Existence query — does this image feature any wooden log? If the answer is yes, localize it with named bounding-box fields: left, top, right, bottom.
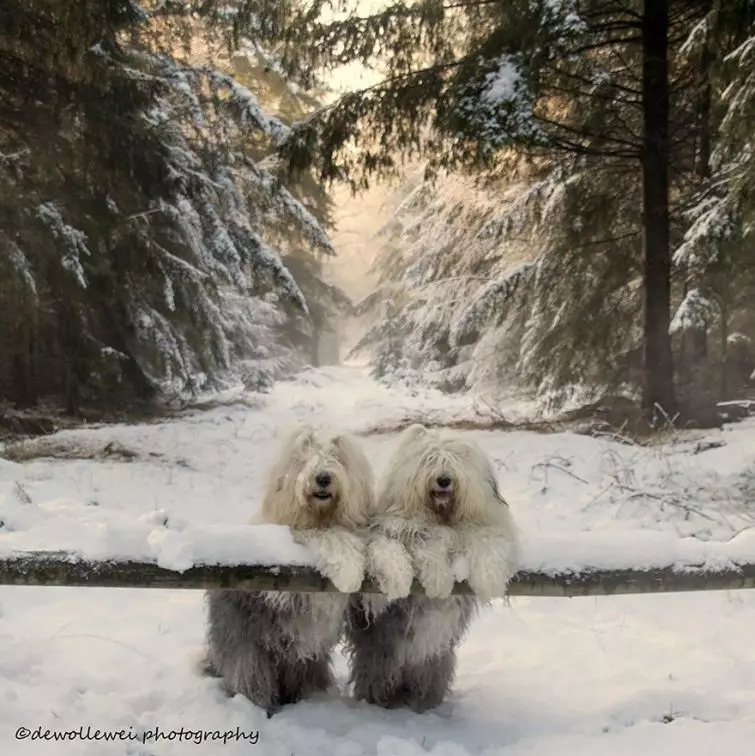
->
left=0, top=552, right=754, bottom=597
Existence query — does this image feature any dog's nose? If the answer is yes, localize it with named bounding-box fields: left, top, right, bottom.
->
left=315, top=472, right=332, bottom=487
left=436, top=475, right=452, bottom=489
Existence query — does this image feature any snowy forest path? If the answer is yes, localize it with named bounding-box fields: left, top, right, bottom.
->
left=0, top=365, right=754, bottom=754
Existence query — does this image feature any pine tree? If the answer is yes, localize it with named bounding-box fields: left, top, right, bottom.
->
left=230, top=45, right=353, bottom=366
left=672, top=0, right=755, bottom=400
left=271, top=1, right=715, bottom=415
left=0, top=0, right=338, bottom=412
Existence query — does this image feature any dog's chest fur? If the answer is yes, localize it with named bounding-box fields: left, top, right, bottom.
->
left=260, top=591, right=348, bottom=657
left=359, top=595, right=476, bottom=665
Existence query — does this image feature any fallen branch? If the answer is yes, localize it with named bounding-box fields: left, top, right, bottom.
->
left=0, top=553, right=754, bottom=597
left=361, top=417, right=559, bottom=437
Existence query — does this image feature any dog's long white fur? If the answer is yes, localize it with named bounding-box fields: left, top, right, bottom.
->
left=367, top=423, right=519, bottom=600
left=345, top=423, right=519, bottom=712
left=205, top=424, right=374, bottom=716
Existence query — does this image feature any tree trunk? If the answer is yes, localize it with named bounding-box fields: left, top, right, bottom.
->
left=11, top=318, right=38, bottom=409
left=641, top=0, right=677, bottom=418
left=720, top=296, right=729, bottom=399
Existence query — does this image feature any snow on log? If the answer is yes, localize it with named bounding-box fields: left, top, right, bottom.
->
left=0, top=552, right=754, bottom=596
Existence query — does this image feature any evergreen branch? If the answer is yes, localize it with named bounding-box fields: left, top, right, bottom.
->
left=544, top=81, right=642, bottom=109
left=576, top=4, right=643, bottom=22
left=583, top=20, right=643, bottom=33
left=543, top=64, right=642, bottom=97
left=534, top=113, right=642, bottom=152
left=569, top=36, right=643, bottom=55
left=570, top=231, right=641, bottom=250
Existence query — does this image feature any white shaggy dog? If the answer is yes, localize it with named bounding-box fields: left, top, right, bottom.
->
left=204, top=425, right=373, bottom=717
left=347, top=423, right=519, bottom=712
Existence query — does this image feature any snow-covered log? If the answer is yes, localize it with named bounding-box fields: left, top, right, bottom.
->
left=0, top=552, right=753, bottom=597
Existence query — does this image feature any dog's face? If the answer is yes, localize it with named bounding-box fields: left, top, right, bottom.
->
left=383, top=423, right=504, bottom=525
left=389, top=424, right=465, bottom=523
left=262, top=425, right=374, bottom=529
left=426, top=469, right=457, bottom=522
left=294, top=434, right=347, bottom=520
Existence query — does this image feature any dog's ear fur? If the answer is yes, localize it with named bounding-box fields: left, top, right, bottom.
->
left=293, top=425, right=316, bottom=448
left=278, top=424, right=315, bottom=454
left=331, top=433, right=349, bottom=450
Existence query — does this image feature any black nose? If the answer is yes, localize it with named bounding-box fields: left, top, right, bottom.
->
left=436, top=475, right=451, bottom=489
left=315, top=472, right=332, bottom=487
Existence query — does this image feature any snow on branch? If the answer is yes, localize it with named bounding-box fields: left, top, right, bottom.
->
left=202, top=67, right=291, bottom=143
left=36, top=202, right=90, bottom=288
left=450, top=262, right=535, bottom=345
left=1, top=552, right=753, bottom=597
left=669, top=288, right=717, bottom=334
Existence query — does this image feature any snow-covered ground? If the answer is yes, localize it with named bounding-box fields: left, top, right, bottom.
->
left=1, top=365, right=754, bottom=755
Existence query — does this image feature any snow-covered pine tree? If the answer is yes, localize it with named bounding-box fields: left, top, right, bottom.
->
left=230, top=44, right=353, bottom=368
left=307, top=1, right=719, bottom=414
left=671, top=1, right=755, bottom=400
left=349, top=167, right=536, bottom=395
left=0, top=0, right=338, bottom=411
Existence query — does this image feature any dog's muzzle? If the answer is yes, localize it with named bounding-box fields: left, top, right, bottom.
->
left=307, top=470, right=335, bottom=507
left=427, top=473, right=456, bottom=520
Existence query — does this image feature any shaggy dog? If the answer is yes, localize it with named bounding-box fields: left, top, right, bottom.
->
left=204, top=425, right=374, bottom=717
left=347, top=423, right=519, bottom=712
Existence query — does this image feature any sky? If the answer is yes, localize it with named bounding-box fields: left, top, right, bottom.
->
left=320, top=0, right=389, bottom=100
left=316, top=1, right=397, bottom=302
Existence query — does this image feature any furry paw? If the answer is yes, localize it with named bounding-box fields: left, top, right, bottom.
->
left=411, top=527, right=456, bottom=599
left=295, top=528, right=367, bottom=593
left=466, top=569, right=510, bottom=599
left=465, top=540, right=517, bottom=599
left=367, top=536, right=414, bottom=600
left=327, top=551, right=366, bottom=593
left=417, top=559, right=455, bottom=598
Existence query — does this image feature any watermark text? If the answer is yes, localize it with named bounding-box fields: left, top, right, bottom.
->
left=15, top=725, right=259, bottom=746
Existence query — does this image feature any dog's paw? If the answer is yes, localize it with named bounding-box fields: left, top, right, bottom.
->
left=376, top=566, right=414, bottom=601
left=466, top=545, right=516, bottom=599
left=410, top=528, right=456, bottom=598
left=466, top=570, right=510, bottom=599
left=416, top=559, right=455, bottom=599
left=325, top=550, right=366, bottom=593
left=296, top=528, right=367, bottom=593
left=323, top=530, right=367, bottom=593
left=367, top=536, right=414, bottom=600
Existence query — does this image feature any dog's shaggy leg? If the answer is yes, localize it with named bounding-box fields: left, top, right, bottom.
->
left=205, top=590, right=281, bottom=714
left=277, top=655, right=333, bottom=707
left=457, top=525, right=519, bottom=598
left=205, top=589, right=341, bottom=718
left=293, top=527, right=366, bottom=593
left=346, top=597, right=404, bottom=708
left=410, top=527, right=456, bottom=599
left=346, top=597, right=461, bottom=711
left=396, top=651, right=456, bottom=713
left=366, top=534, right=414, bottom=600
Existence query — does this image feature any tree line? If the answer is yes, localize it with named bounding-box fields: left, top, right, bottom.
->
left=0, top=0, right=348, bottom=416
left=2, top=1, right=754, bottom=423
left=271, top=0, right=755, bottom=422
